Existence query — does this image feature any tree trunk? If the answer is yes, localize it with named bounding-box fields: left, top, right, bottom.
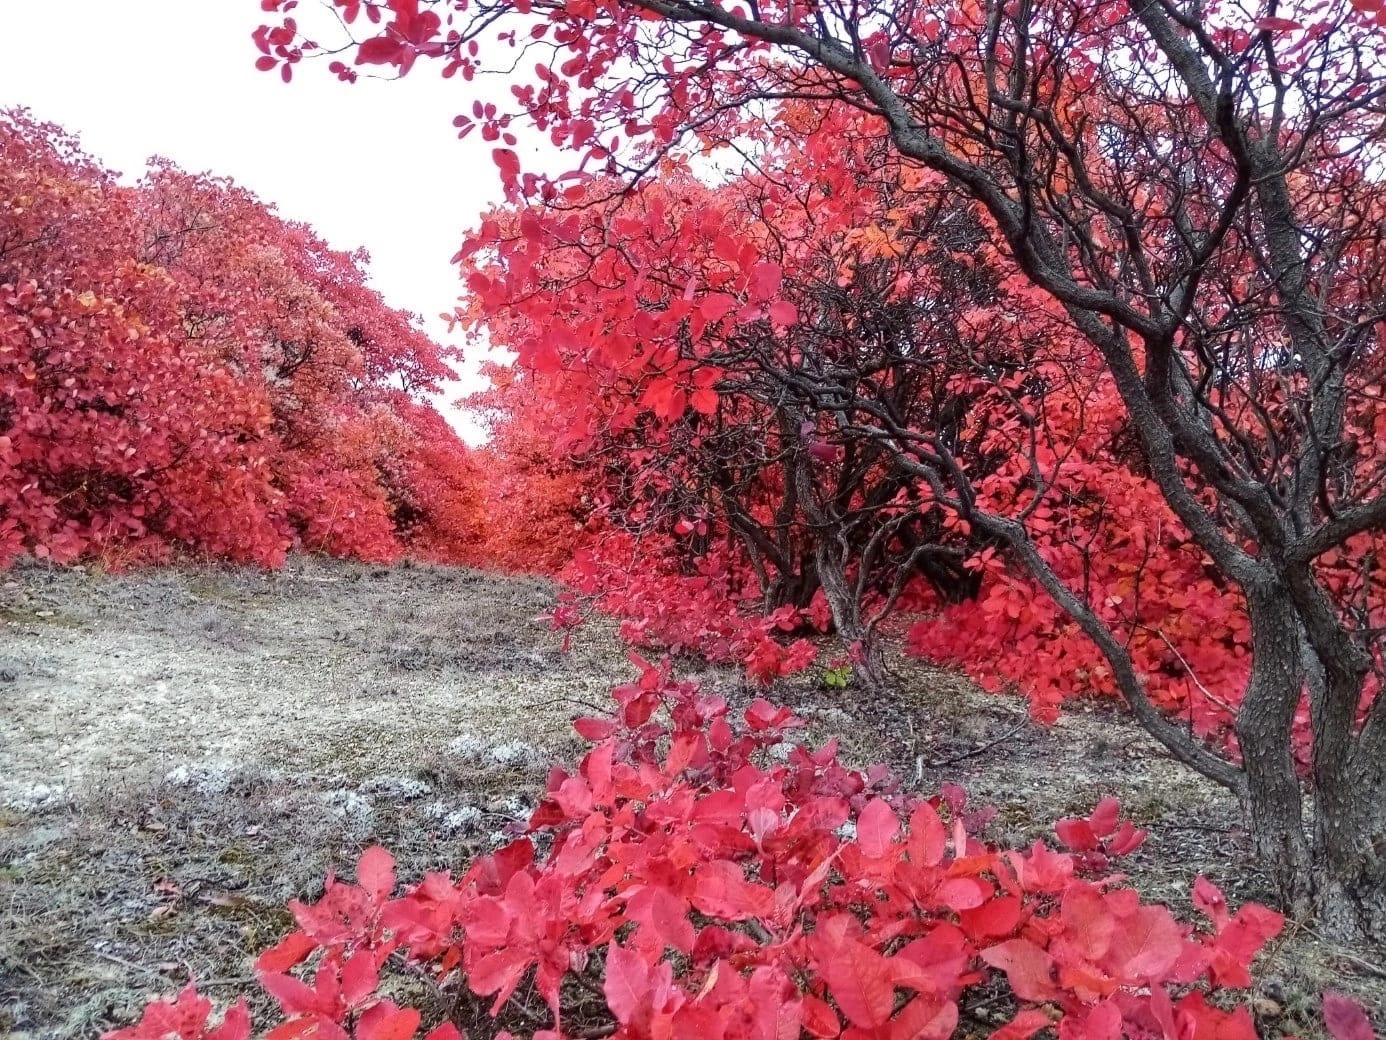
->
left=1313, top=781, right=1386, bottom=943
left=1240, top=590, right=1386, bottom=943
left=810, top=537, right=887, bottom=692
left=1237, top=589, right=1316, bottom=920
left=764, top=557, right=820, bottom=613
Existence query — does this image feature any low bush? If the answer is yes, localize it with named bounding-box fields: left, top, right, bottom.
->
left=109, top=658, right=1365, bottom=1040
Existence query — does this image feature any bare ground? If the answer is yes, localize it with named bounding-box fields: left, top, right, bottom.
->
left=1, top=560, right=1381, bottom=1038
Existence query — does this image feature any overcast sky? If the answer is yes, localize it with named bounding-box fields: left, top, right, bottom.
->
left=0, top=0, right=524, bottom=441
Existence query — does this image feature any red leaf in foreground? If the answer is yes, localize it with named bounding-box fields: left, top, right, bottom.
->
left=358, top=846, right=396, bottom=903
left=256, top=930, right=318, bottom=973
left=1323, top=992, right=1375, bottom=1040
left=602, top=944, right=650, bottom=1025
left=1054, top=817, right=1098, bottom=852
left=206, top=1000, right=251, bottom=1040
left=981, top=938, right=1056, bottom=1002
left=989, top=1008, right=1050, bottom=1040
left=856, top=797, right=899, bottom=857
left=357, top=1002, right=422, bottom=1040
left=815, top=938, right=895, bottom=1029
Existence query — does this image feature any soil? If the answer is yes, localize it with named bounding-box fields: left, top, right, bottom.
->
left=1, top=559, right=1381, bottom=1038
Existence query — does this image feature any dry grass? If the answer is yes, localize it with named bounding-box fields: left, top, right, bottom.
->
left=0, top=558, right=628, bottom=1037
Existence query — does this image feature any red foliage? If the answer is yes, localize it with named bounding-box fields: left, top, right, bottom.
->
left=246, top=11, right=1386, bottom=946
left=108, top=661, right=1288, bottom=1040
left=0, top=108, right=482, bottom=568
left=454, top=367, right=593, bottom=574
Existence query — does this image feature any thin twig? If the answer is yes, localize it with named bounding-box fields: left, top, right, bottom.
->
left=1294, top=923, right=1386, bottom=980
left=93, top=950, right=160, bottom=976
left=522, top=696, right=612, bottom=714
left=1154, top=628, right=1239, bottom=715
left=923, top=717, right=1029, bottom=768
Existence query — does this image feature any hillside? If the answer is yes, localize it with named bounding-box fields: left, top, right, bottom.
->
left=2, top=560, right=1382, bottom=1038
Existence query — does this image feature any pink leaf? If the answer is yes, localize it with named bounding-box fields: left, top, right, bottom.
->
left=358, top=846, right=396, bottom=903
left=1323, top=992, right=1374, bottom=1040
left=603, top=944, right=649, bottom=1025
left=857, top=797, right=899, bottom=858
left=1088, top=797, right=1120, bottom=838
left=357, top=1002, right=422, bottom=1040
left=768, top=300, right=797, bottom=326
left=573, top=716, right=617, bottom=741
left=749, top=261, right=783, bottom=301
left=700, top=293, right=738, bottom=322
left=981, top=938, right=1056, bottom=1002
left=1055, top=817, right=1099, bottom=852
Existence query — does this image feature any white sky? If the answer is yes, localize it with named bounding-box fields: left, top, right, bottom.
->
left=0, top=0, right=526, bottom=442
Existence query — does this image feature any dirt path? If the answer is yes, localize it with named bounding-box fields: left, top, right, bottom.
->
left=0, top=559, right=634, bottom=1038
left=2, top=560, right=629, bottom=801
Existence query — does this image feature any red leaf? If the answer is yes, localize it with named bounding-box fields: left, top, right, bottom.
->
left=491, top=148, right=521, bottom=179
left=981, top=938, right=1057, bottom=1002
left=700, top=293, right=738, bottom=322
left=1055, top=817, right=1099, bottom=852
left=989, top=1009, right=1050, bottom=1040
left=816, top=939, right=896, bottom=1028
left=857, top=797, right=899, bottom=858
left=1255, top=15, right=1302, bottom=30
left=908, top=802, right=947, bottom=866
left=1323, top=992, right=1375, bottom=1040
left=259, top=972, right=326, bottom=1017
left=749, top=261, right=782, bottom=302
left=358, top=846, right=396, bottom=903
left=802, top=994, right=842, bottom=1038
left=266, top=1019, right=349, bottom=1040
left=959, top=894, right=1022, bottom=940
left=768, top=300, right=797, bottom=325
left=573, top=716, right=617, bottom=741
left=357, top=1002, right=422, bottom=1040
left=340, top=949, right=381, bottom=1008
left=691, top=859, right=773, bottom=919
left=602, top=944, right=650, bottom=1025
left=255, top=931, right=317, bottom=973
left=1059, top=883, right=1116, bottom=963
left=356, top=36, right=405, bottom=64
left=1088, top=797, right=1120, bottom=838
left=690, top=385, right=719, bottom=415
left=1102, top=904, right=1184, bottom=981
left=468, top=947, right=531, bottom=1011
left=207, top=1000, right=252, bottom=1040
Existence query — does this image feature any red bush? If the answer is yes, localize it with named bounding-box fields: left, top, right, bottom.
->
left=0, top=108, right=481, bottom=569
left=108, top=660, right=1292, bottom=1040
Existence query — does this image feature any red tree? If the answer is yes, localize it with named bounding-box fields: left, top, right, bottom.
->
left=256, top=0, right=1386, bottom=940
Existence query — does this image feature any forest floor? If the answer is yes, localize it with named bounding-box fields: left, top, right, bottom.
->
left=1, top=559, right=1381, bottom=1039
